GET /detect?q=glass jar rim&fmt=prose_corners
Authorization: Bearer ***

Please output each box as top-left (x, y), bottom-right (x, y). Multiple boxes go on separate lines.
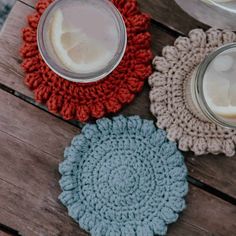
top-left (37, 0), bottom-right (127, 83)
top-left (205, 0), bottom-right (236, 14)
top-left (195, 42), bottom-right (236, 129)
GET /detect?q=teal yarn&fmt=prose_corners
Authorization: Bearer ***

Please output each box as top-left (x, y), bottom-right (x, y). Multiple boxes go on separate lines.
top-left (59, 116), bottom-right (188, 236)
top-left (0, 0), bottom-right (15, 29)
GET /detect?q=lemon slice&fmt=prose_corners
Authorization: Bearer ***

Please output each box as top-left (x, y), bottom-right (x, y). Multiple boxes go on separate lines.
top-left (203, 54), bottom-right (236, 118)
top-left (50, 9), bottom-right (112, 73)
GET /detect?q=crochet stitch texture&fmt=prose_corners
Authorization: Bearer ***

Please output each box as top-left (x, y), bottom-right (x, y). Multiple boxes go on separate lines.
top-left (20, 0), bottom-right (152, 122)
top-left (149, 28), bottom-right (236, 156)
top-left (59, 116), bottom-right (188, 236)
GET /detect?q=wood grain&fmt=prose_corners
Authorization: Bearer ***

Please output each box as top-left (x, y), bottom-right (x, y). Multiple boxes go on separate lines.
top-left (0, 179), bottom-right (87, 236)
top-left (0, 2), bottom-right (33, 98)
top-left (0, 72), bottom-right (78, 157)
top-left (170, 187), bottom-right (236, 236)
top-left (0, 90), bottom-right (84, 235)
top-left (18, 0), bottom-right (208, 35)
top-left (0, 231), bottom-right (13, 236)
top-left (0, 0), bottom-right (232, 235)
top-left (1, 0), bottom-right (235, 199)
top-left (18, 0), bottom-right (35, 7)
top-left (0, 89), bottom-right (236, 236)
top-left (137, 0), bottom-right (208, 35)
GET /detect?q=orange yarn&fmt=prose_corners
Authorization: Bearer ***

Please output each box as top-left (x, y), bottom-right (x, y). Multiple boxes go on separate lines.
top-left (20, 0), bottom-right (153, 121)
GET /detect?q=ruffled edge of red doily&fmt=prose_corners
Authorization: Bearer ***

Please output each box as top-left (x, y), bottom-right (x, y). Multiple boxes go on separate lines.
top-left (20, 0), bottom-right (153, 122)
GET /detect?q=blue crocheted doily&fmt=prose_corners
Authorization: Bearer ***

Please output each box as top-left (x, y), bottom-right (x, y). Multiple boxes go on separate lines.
top-left (59, 116), bottom-right (188, 236)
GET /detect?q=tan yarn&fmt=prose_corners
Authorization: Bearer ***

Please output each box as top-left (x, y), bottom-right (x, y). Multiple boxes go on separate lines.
top-left (149, 28), bottom-right (236, 157)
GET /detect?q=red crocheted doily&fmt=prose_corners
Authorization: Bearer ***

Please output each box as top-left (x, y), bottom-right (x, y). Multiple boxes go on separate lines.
top-left (20, 0), bottom-right (153, 121)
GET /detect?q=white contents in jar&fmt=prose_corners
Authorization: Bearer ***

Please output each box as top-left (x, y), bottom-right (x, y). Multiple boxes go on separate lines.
top-left (203, 49), bottom-right (236, 119)
top-left (48, 2), bottom-right (119, 73)
top-left (212, 54), bottom-right (234, 71)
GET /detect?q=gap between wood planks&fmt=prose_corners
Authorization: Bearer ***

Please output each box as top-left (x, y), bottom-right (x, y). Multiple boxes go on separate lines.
top-left (0, 0), bottom-right (235, 235)
top-left (0, 223), bottom-right (19, 236)
top-left (1, 86), bottom-right (235, 235)
top-left (1, 74), bottom-right (236, 207)
top-left (11, 0), bottom-right (236, 205)
top-left (1, 51), bottom-right (235, 205)
top-left (2, 0), bottom-right (236, 213)
top-left (0, 0), bottom-right (231, 205)
top-left (17, 0), bottom-right (33, 9)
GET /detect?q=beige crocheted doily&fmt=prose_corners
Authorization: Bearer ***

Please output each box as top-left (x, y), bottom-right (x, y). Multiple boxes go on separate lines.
top-left (149, 28), bottom-right (236, 157)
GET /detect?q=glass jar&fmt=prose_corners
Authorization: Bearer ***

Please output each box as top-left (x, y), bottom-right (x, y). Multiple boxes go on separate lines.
top-left (37, 0), bottom-right (127, 83)
top-left (186, 43), bottom-right (236, 128)
top-left (203, 0), bottom-right (236, 13)
top-left (175, 0), bottom-right (236, 30)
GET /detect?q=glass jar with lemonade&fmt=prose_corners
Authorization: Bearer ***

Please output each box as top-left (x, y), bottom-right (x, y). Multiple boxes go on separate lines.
top-left (187, 43), bottom-right (236, 128)
top-left (37, 0), bottom-right (127, 82)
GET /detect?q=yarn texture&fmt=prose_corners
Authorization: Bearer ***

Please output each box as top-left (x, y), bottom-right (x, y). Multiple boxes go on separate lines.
top-left (149, 28), bottom-right (236, 157)
top-left (20, 0), bottom-right (152, 121)
top-left (59, 116), bottom-right (188, 236)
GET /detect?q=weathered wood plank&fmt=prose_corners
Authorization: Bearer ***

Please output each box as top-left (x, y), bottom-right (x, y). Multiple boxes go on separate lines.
top-left (18, 0), bottom-right (35, 7)
top-left (170, 186), bottom-right (236, 235)
top-left (0, 208), bottom-right (39, 236)
top-left (2, 0), bottom-right (236, 200)
top-left (0, 79), bottom-right (236, 236)
top-left (187, 153), bottom-right (236, 198)
top-left (0, 65), bottom-right (78, 157)
top-left (22, 0), bottom-right (232, 36)
top-left (18, 0), bottom-right (208, 36)
top-left (0, 98), bottom-right (84, 234)
top-left (0, 0), bottom-right (231, 235)
top-left (0, 1), bottom-right (33, 98)
top-left (137, 0), bottom-right (208, 35)
top-left (0, 231), bottom-right (13, 236)
top-left (0, 179), bottom-right (88, 236)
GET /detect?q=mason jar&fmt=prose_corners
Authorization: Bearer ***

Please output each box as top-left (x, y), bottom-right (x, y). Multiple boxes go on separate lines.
top-left (185, 43), bottom-right (236, 128)
top-left (37, 0), bottom-right (127, 83)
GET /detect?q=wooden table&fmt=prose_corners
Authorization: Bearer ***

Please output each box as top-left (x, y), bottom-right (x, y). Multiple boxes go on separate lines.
top-left (0, 0), bottom-right (235, 235)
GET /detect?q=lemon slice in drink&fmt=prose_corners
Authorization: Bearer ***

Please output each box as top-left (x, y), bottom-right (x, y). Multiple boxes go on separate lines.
top-left (50, 9), bottom-right (112, 73)
top-left (203, 54), bottom-right (236, 118)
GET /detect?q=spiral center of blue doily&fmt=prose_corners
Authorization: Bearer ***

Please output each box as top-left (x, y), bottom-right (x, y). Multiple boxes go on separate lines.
top-left (109, 166), bottom-right (137, 194)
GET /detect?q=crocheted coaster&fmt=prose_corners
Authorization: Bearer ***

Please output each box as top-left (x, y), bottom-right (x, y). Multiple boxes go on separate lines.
top-left (59, 116), bottom-right (188, 236)
top-left (149, 28), bottom-right (236, 157)
top-left (20, 0), bottom-right (152, 122)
